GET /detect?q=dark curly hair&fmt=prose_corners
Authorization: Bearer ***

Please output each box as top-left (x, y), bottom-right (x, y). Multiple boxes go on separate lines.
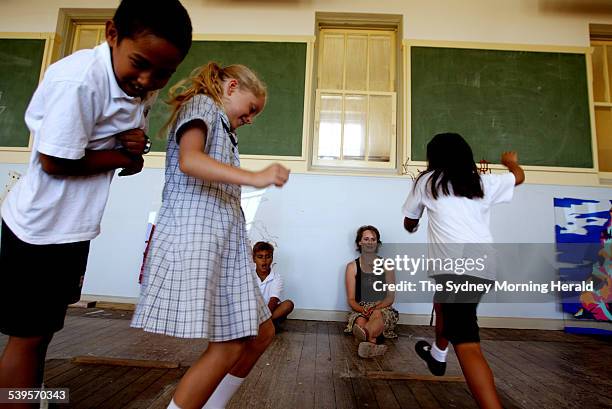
top-left (253, 241), bottom-right (274, 254)
top-left (113, 0), bottom-right (192, 57)
top-left (355, 225), bottom-right (381, 253)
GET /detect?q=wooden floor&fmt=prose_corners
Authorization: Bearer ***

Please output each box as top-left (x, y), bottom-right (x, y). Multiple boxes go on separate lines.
top-left (0, 308), bottom-right (610, 409)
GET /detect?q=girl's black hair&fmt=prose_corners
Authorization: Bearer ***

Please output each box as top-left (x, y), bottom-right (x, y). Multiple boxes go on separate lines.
top-left (414, 132), bottom-right (484, 200)
top-left (113, 0), bottom-right (192, 57)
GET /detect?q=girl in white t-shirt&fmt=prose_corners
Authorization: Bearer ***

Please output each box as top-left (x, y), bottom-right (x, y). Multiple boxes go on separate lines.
top-left (402, 132), bottom-right (524, 409)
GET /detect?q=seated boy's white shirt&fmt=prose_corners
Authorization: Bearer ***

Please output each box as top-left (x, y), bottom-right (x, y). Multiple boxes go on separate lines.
top-left (259, 270), bottom-right (283, 302)
top-left (1, 42), bottom-right (157, 245)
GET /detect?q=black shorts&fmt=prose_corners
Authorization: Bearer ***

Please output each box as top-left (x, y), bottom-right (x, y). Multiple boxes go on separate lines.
top-left (0, 220), bottom-right (90, 337)
top-left (433, 274), bottom-right (491, 345)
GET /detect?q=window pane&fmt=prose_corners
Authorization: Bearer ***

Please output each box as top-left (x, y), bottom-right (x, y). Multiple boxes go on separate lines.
top-left (606, 46), bottom-right (612, 103)
top-left (343, 95), bottom-right (367, 160)
top-left (74, 28), bottom-right (101, 51)
top-left (318, 94), bottom-right (343, 159)
top-left (592, 45), bottom-right (607, 102)
top-left (368, 95), bottom-right (393, 162)
top-left (345, 35), bottom-right (368, 91)
top-left (369, 35), bottom-right (393, 92)
top-left (595, 106), bottom-right (612, 172)
top-left (319, 33), bottom-right (344, 90)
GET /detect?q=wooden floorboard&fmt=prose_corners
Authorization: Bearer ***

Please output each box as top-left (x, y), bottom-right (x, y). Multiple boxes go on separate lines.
top-left (0, 307), bottom-right (610, 408)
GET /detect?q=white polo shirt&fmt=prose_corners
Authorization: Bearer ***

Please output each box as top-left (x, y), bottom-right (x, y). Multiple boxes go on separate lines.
top-left (1, 42), bottom-right (156, 244)
top-left (259, 270), bottom-right (283, 302)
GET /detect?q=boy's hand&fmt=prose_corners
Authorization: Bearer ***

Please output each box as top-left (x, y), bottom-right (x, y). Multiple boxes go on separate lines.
top-left (116, 129), bottom-right (151, 155)
top-left (118, 152), bottom-right (144, 176)
top-left (254, 164), bottom-right (290, 188)
top-left (501, 151), bottom-right (519, 167)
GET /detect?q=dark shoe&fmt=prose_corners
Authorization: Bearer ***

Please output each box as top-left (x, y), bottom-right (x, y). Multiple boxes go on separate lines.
top-left (415, 340), bottom-right (446, 376)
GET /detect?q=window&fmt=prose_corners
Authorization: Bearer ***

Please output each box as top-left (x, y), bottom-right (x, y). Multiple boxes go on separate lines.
top-left (591, 39), bottom-right (612, 173)
top-left (313, 25), bottom-right (398, 170)
top-left (71, 24), bottom-right (106, 52)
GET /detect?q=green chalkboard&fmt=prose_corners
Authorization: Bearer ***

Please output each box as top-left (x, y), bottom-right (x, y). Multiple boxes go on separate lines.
top-left (410, 46), bottom-right (593, 168)
top-left (148, 40), bottom-right (307, 156)
top-left (0, 38), bottom-right (46, 147)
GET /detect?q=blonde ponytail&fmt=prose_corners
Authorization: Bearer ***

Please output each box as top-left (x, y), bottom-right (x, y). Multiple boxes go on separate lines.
top-left (163, 62), bottom-right (267, 134)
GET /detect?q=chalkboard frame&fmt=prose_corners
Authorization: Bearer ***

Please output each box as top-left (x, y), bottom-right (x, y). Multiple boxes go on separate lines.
top-left (0, 32), bottom-right (56, 162)
top-left (145, 34), bottom-right (314, 164)
top-left (403, 40), bottom-right (598, 174)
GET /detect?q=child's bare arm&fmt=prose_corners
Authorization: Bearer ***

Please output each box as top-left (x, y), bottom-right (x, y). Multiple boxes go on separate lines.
top-left (178, 125), bottom-right (289, 188)
top-left (40, 149), bottom-right (141, 176)
top-left (116, 129), bottom-right (150, 155)
top-left (501, 151), bottom-right (525, 186)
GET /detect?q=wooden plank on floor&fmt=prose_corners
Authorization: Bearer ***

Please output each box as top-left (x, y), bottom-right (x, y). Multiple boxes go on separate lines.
top-left (68, 365), bottom-right (133, 404)
top-left (483, 340), bottom-right (570, 409)
top-left (387, 380), bottom-right (424, 409)
top-left (482, 340), bottom-right (557, 409)
top-left (335, 322), bottom-right (381, 409)
top-left (366, 371), bottom-right (464, 382)
top-left (262, 321), bottom-right (307, 409)
top-left (370, 379), bottom-right (401, 409)
top-left (42, 359), bottom-right (77, 381)
top-left (292, 320), bottom-right (317, 409)
top-left (96, 367), bottom-right (168, 409)
top-left (405, 380), bottom-right (443, 409)
top-left (147, 378), bottom-right (181, 409)
top-left (328, 321), bottom-right (358, 409)
top-left (374, 334), bottom-right (423, 409)
top-left (424, 381), bottom-right (476, 409)
top-left (123, 368), bottom-right (187, 409)
top-left (79, 366), bottom-right (149, 408)
top-left (72, 355), bottom-right (179, 368)
top-left (243, 326), bottom-right (293, 409)
top-left (314, 322), bottom-right (336, 409)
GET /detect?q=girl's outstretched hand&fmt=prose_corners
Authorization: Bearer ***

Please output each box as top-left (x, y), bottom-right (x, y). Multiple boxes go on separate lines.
top-left (254, 163), bottom-right (290, 188)
top-left (500, 151), bottom-right (525, 185)
top-left (501, 151), bottom-right (519, 166)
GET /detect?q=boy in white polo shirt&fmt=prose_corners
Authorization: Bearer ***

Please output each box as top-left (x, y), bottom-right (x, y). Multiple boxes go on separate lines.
top-left (0, 0), bottom-right (192, 397)
top-left (253, 242), bottom-right (294, 328)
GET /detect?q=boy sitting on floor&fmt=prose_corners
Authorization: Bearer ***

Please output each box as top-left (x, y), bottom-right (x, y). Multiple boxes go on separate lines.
top-left (253, 241), bottom-right (294, 328)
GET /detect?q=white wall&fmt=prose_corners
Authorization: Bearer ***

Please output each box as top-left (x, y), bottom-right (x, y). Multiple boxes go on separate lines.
top-left (2, 164), bottom-right (611, 320)
top-left (2, 0), bottom-right (612, 322)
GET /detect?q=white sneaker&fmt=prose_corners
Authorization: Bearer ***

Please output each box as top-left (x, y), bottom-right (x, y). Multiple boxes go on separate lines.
top-left (358, 342), bottom-right (387, 358)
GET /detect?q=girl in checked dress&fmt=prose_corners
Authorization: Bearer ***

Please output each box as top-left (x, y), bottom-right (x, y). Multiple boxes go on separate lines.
top-left (132, 62), bottom-right (289, 409)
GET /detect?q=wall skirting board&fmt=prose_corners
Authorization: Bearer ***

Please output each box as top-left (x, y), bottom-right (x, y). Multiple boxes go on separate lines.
top-left (79, 295), bottom-right (568, 330)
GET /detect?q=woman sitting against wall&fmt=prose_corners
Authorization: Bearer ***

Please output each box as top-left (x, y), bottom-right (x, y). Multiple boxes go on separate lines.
top-left (344, 225), bottom-right (399, 358)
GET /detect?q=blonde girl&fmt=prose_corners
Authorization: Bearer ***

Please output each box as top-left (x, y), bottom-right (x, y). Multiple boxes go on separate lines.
top-left (133, 62), bottom-right (289, 409)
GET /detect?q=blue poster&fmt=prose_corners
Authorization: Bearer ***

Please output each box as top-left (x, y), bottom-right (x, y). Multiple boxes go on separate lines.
top-left (554, 198), bottom-right (612, 322)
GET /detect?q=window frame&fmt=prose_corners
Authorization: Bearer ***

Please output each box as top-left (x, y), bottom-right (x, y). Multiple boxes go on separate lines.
top-left (310, 13), bottom-right (403, 173)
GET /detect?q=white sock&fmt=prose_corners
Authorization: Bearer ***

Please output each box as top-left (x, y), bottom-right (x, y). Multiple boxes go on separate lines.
top-left (430, 342), bottom-right (448, 363)
top-left (202, 374), bottom-right (245, 409)
top-left (167, 398), bottom-right (182, 409)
